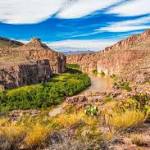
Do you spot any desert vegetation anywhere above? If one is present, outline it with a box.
[0,64,149,149]
[92,69,105,77]
[0,92,149,150]
[66,63,80,70]
[0,68,90,112]
[0,109,102,150]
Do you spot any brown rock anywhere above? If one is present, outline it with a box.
[67,29,150,83]
[0,38,66,89]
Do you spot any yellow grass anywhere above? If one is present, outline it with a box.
[108,110,145,129]
[0,117,9,126]
[53,111,98,128]
[24,123,50,148]
[0,123,25,144]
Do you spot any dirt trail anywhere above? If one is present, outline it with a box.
[79,76,113,95]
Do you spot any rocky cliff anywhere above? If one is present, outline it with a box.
[0,38,66,89]
[14,38,66,73]
[66,53,101,73]
[67,30,150,82]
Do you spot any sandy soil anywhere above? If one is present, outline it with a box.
[80,76,113,95]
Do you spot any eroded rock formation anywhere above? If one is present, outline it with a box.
[0,38,66,89]
[67,30,150,82]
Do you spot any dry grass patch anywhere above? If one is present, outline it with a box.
[0,122,25,149]
[108,110,145,130]
[53,111,98,128]
[24,123,51,148]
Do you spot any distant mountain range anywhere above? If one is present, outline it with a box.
[63,50,94,55]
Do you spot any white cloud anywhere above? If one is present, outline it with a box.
[0,0,121,24]
[97,16,150,32]
[47,39,117,51]
[108,0,150,16]
[57,0,121,19]
[0,0,66,24]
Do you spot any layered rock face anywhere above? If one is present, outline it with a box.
[97,30,150,82]
[0,38,66,89]
[7,38,66,74]
[67,53,101,73]
[0,60,51,89]
[67,30,150,82]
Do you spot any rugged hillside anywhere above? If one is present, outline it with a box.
[0,38,66,89]
[0,37,23,47]
[67,30,150,82]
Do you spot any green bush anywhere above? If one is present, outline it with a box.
[85,105,98,116]
[0,71,91,111]
[66,64,80,70]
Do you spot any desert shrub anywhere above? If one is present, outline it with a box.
[113,80,132,91]
[0,71,91,111]
[85,105,98,116]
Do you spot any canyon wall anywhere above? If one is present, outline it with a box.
[0,38,66,89]
[67,30,150,82]
[0,60,51,89]
[66,53,101,73]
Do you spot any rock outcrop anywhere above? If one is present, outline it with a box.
[0,38,66,89]
[67,30,150,82]
[14,38,66,73]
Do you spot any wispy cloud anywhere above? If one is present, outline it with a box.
[0,0,150,53]
[107,0,150,16]
[0,0,121,24]
[57,0,121,19]
[0,0,66,24]
[97,16,150,32]
[47,39,117,51]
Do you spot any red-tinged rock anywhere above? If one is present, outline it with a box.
[67,29,150,83]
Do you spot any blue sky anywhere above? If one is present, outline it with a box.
[0,0,150,51]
